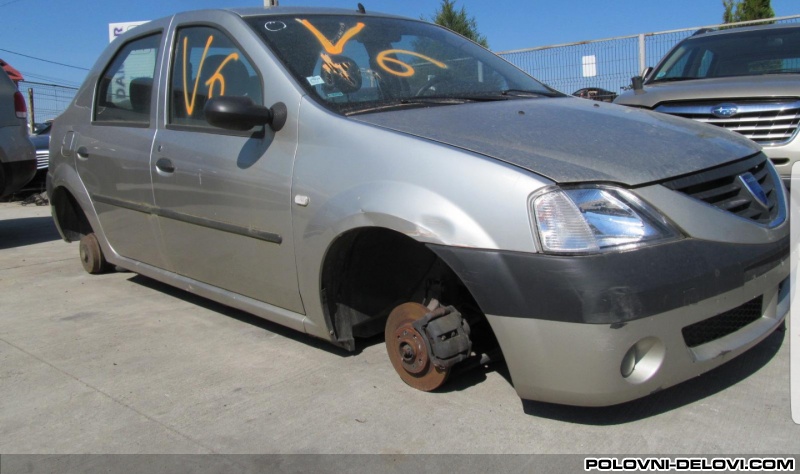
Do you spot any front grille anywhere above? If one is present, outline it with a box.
[655,99,800,146]
[682,296,763,348]
[662,154,780,224]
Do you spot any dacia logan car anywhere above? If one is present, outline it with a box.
[615,24,800,188]
[48,7,789,407]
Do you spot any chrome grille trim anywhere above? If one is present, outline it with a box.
[35,150,49,170]
[655,100,800,146]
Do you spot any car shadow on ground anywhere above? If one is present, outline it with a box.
[520,325,785,425]
[0,215,60,250]
[127,273,785,422]
[127,274,354,357]
[127,273,511,392]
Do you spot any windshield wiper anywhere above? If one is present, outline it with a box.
[763,69,800,74]
[343,97,471,115]
[500,89,553,97]
[343,92,549,116]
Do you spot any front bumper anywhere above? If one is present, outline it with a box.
[430,236,789,406]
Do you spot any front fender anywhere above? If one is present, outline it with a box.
[304,180,497,249]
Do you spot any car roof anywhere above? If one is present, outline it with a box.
[230,6,406,20]
[689,22,800,39]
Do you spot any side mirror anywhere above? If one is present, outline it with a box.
[204,96,287,132]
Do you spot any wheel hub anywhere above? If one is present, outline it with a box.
[384,302,450,392]
[393,324,428,375]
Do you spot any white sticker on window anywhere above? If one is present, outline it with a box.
[307,76,325,86]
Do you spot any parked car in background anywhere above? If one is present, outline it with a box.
[572,87,617,102]
[49,7,788,407]
[24,120,51,191]
[615,23,800,188]
[0,65,36,197]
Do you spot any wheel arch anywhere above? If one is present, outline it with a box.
[318,225,500,357]
[50,184,93,242]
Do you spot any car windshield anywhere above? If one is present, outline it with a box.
[649,26,800,83]
[246,14,558,115]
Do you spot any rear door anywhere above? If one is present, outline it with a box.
[151,22,303,313]
[75,32,168,269]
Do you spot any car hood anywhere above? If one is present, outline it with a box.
[351,97,759,186]
[615,74,800,108]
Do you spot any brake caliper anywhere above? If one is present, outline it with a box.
[411,305,472,370]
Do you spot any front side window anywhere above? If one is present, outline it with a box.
[95,34,161,124]
[246,15,558,115]
[170,26,263,127]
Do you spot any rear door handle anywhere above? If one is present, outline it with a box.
[156,158,175,173]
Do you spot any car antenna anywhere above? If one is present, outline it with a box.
[357,3,366,14]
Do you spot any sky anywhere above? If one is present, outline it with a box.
[1,0,799,88]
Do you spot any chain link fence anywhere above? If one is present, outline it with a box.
[497,15,800,100]
[18,81,78,131]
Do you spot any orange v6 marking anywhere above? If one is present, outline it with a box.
[376,49,447,78]
[182,35,241,116]
[297,19,365,55]
[205,53,240,98]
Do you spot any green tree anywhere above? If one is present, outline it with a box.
[723,0,775,23]
[429,0,488,48]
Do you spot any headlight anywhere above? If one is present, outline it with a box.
[531,186,681,254]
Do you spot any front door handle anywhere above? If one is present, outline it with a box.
[156,158,175,173]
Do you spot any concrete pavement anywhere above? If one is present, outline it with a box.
[0,202,797,454]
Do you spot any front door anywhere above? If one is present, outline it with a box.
[151,25,303,313]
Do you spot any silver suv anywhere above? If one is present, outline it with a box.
[615,23,800,187]
[0,68,36,197]
[48,7,789,407]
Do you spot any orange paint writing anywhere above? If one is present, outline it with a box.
[205,53,240,98]
[182,35,240,116]
[376,49,447,78]
[296,19,364,54]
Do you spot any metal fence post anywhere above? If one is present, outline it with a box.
[27,87,35,132]
[638,33,646,76]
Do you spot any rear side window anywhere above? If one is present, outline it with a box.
[169,26,263,128]
[95,34,161,125]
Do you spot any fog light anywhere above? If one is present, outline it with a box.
[620,337,665,384]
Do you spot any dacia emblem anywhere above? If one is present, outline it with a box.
[738,172,769,208]
[711,104,739,118]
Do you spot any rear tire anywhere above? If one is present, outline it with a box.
[79,233,111,274]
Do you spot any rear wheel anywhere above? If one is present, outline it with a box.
[79,233,111,274]
[385,302,450,391]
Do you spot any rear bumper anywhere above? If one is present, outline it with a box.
[1,158,37,197]
[430,236,789,406]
